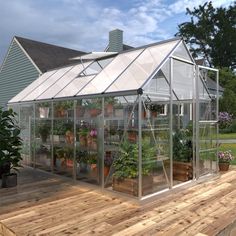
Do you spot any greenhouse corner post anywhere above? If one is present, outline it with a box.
[195,66,200,179]
[101,97,105,190]
[51,101,54,173]
[33,103,36,168]
[216,70,219,172]
[138,94,142,199]
[192,65,196,179]
[73,100,77,182]
[169,58,173,189]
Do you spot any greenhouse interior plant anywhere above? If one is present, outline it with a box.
[0,108,22,188]
[112,139,155,196]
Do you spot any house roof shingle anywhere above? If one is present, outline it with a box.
[15,36,86,72]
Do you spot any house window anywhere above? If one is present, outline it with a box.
[159,104,167,116]
[173,103,184,116]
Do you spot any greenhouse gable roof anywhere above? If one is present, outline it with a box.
[9,37,187,104]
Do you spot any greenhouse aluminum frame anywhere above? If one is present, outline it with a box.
[8,38,219,201]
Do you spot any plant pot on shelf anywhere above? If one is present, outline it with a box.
[89,109,101,117]
[112,175,153,196]
[39,107,49,118]
[127,131,137,143]
[89,164,97,178]
[106,104,113,116]
[2,173,17,188]
[65,130,74,144]
[79,136,87,147]
[219,162,230,171]
[76,106,85,117]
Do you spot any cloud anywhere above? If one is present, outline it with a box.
[0,0,234,64]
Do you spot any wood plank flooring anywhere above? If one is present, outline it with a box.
[0,167,236,235]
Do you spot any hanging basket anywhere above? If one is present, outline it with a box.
[219,162,230,171]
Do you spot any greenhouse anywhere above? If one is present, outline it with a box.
[8,38,219,200]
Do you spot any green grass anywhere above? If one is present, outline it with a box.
[219,143,236,165]
[218,133,236,140]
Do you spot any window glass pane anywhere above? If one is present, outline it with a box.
[106,40,178,93]
[9,70,57,103]
[172,60,194,100]
[77,49,144,96]
[55,75,95,98]
[173,42,193,62]
[37,62,91,100]
[23,66,73,101]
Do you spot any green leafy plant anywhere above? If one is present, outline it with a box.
[113,139,156,179]
[36,121,51,143]
[173,129,192,162]
[0,108,23,175]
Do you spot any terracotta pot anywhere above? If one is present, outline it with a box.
[65,130,74,144]
[66,160,73,168]
[152,111,157,117]
[76,106,85,117]
[104,166,110,177]
[219,162,230,171]
[89,109,101,117]
[128,132,137,143]
[106,104,113,116]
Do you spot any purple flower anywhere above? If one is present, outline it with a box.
[89,128,97,138]
[218,150,234,163]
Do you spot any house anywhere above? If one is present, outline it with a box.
[0,36,85,108]
[8,32,219,201]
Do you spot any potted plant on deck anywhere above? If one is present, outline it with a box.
[112,139,155,196]
[0,108,22,188]
[218,150,234,171]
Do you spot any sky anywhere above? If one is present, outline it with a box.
[0,0,233,65]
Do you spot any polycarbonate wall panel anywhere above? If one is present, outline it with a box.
[106,40,179,93]
[9,70,57,103]
[77,49,144,96]
[23,66,73,101]
[55,75,95,98]
[172,60,194,100]
[172,42,193,62]
[37,62,91,100]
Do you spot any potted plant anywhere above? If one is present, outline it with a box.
[145,97,162,117]
[85,99,102,117]
[88,128,97,150]
[104,151,113,177]
[112,139,155,196]
[55,101,73,117]
[36,121,51,143]
[77,150,89,173]
[105,97,117,116]
[0,108,22,188]
[164,128,193,181]
[88,153,98,178]
[78,125,89,147]
[38,102,50,118]
[218,150,234,171]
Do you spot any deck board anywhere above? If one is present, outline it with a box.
[1,167,236,235]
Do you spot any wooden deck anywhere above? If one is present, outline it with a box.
[1,167,236,236]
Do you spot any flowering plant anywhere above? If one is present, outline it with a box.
[218,112,233,129]
[218,150,234,163]
[89,128,97,138]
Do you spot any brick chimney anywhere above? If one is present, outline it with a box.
[108,29,123,52]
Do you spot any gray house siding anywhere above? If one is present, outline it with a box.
[0,40,40,107]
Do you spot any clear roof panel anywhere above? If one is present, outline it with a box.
[106,40,179,93]
[23,66,73,101]
[77,49,144,96]
[55,75,95,98]
[9,69,57,103]
[37,62,91,100]
[172,41,193,62]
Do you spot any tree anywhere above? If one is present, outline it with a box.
[176,1,236,70]
[219,68,236,116]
